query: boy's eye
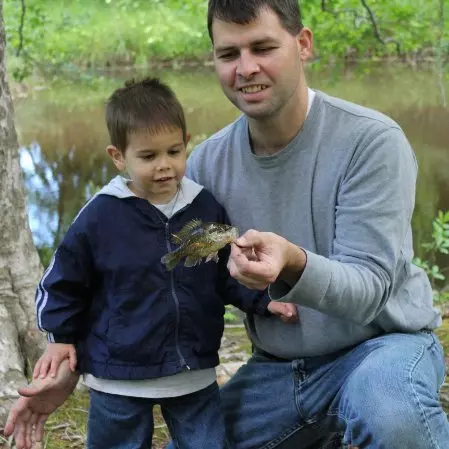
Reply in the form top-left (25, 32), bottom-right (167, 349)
top-left (141, 154), bottom-right (154, 160)
top-left (169, 149), bottom-right (181, 155)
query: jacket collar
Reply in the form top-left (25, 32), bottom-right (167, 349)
top-left (97, 175), bottom-right (204, 216)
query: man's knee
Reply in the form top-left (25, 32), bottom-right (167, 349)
top-left (344, 399), bottom-right (448, 449)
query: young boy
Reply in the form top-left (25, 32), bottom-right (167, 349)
top-left (33, 78), bottom-right (297, 449)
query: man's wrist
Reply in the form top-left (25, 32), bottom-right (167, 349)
top-left (280, 243), bottom-right (307, 286)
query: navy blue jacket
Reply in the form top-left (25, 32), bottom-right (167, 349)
top-left (35, 178), bottom-right (270, 380)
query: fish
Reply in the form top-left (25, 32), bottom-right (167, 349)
top-left (161, 219), bottom-right (239, 271)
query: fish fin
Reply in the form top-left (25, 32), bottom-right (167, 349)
top-left (184, 256), bottom-right (202, 267)
top-left (173, 219), bottom-right (203, 243)
top-left (161, 251), bottom-right (181, 271)
top-left (170, 233), bottom-right (183, 245)
top-left (205, 252), bottom-right (219, 263)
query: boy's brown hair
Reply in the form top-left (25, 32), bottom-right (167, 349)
top-left (105, 77), bottom-right (187, 152)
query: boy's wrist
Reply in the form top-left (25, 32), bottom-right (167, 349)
top-left (47, 334), bottom-right (77, 344)
top-left (258, 296), bottom-right (272, 317)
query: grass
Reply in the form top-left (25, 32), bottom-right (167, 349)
top-left (436, 319), bottom-right (449, 352)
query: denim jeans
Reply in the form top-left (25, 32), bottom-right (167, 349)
top-left (164, 331), bottom-right (448, 449)
top-left (87, 381), bottom-right (227, 449)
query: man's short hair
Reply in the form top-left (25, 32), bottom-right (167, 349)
top-left (105, 77), bottom-right (187, 152)
top-left (207, 0), bottom-right (303, 42)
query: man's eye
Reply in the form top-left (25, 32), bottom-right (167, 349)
top-left (255, 47), bottom-right (276, 53)
top-left (218, 53), bottom-right (237, 60)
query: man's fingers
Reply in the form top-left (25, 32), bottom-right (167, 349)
top-left (35, 414), bottom-right (49, 442)
top-left (14, 422), bottom-right (25, 449)
top-left (285, 303), bottom-right (298, 317)
top-left (25, 412), bottom-right (38, 449)
top-left (69, 347), bottom-right (78, 372)
top-left (228, 254), bottom-right (274, 288)
top-left (3, 405), bottom-right (18, 436)
top-left (235, 229), bottom-right (260, 248)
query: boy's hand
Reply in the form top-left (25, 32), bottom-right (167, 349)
top-left (33, 343), bottom-right (77, 379)
top-left (267, 301), bottom-right (299, 323)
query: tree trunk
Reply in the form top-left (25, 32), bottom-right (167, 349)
top-left (0, 0), bottom-right (45, 425)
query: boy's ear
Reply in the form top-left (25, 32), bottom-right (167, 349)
top-left (185, 133), bottom-right (191, 146)
top-left (106, 145), bottom-right (126, 171)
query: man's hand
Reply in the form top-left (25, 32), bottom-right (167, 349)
top-left (4, 359), bottom-right (79, 449)
top-left (228, 230), bottom-right (307, 290)
top-left (33, 343), bottom-right (77, 379)
top-left (267, 301), bottom-right (299, 323)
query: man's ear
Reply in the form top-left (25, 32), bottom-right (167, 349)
top-left (106, 145), bottom-right (126, 171)
top-left (297, 27), bottom-right (313, 61)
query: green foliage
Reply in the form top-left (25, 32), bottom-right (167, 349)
top-left (5, 0), bottom-right (210, 77)
top-left (413, 210), bottom-right (449, 303)
top-left (3, 0), bottom-right (449, 78)
top-left (224, 305), bottom-right (239, 324)
top-left (36, 244), bottom-right (54, 269)
top-left (302, 0), bottom-right (447, 61)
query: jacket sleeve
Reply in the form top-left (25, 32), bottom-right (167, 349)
top-left (219, 257), bottom-right (271, 316)
top-left (215, 204), bottom-right (271, 316)
top-left (36, 211), bottom-right (95, 344)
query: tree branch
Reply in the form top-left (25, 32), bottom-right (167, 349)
top-left (16, 0), bottom-right (26, 57)
top-left (360, 0), bottom-right (403, 57)
top-left (321, 0), bottom-right (403, 57)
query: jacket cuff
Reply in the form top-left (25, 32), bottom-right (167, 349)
top-left (47, 333), bottom-right (77, 344)
top-left (254, 294), bottom-right (272, 317)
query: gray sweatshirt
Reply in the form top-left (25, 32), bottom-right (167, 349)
top-left (186, 90), bottom-right (441, 359)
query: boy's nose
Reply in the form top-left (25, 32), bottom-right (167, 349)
top-left (156, 157), bottom-right (171, 171)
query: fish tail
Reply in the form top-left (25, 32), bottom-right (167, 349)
top-left (161, 251), bottom-right (182, 271)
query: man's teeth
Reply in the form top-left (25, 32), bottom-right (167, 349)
top-left (241, 85), bottom-right (267, 93)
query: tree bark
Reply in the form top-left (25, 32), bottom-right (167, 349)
top-left (0, 0), bottom-right (45, 425)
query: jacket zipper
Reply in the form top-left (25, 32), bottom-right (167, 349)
top-left (165, 221), bottom-right (190, 371)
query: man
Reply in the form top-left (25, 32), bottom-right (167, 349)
top-left (5, 1), bottom-right (448, 448)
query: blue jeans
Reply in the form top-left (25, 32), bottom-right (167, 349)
top-left (87, 381), bottom-right (227, 449)
top-left (165, 331), bottom-right (448, 449)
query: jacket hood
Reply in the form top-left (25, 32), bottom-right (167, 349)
top-left (98, 175), bottom-right (204, 215)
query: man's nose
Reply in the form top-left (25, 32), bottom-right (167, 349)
top-left (236, 51), bottom-right (260, 79)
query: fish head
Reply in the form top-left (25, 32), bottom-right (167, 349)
top-left (207, 223), bottom-right (239, 245)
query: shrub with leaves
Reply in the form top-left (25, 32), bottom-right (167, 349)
top-left (413, 210), bottom-right (449, 304)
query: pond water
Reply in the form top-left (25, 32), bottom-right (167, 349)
top-left (11, 64), bottom-right (449, 264)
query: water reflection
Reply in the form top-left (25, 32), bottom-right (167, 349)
top-left (20, 143), bottom-right (114, 246)
top-left (13, 65), bottom-right (449, 262)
